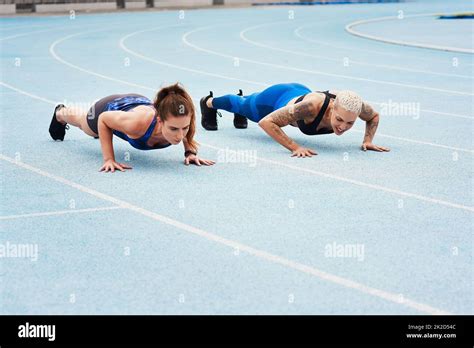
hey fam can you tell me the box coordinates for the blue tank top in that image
[105,95,171,151]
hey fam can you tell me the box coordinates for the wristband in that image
[184,150,197,157]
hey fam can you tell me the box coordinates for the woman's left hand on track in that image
[361,142,390,152]
[184,154,216,166]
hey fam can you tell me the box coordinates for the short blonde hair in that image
[335,90,363,115]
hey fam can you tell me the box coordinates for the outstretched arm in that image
[258,100,318,157]
[359,103,390,152]
[97,111,138,172]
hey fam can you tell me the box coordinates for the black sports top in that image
[296,91,336,135]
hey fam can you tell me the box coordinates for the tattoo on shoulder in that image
[360,102,375,119]
[271,101,315,126]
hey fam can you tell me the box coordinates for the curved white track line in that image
[345,13,474,54]
[4,21,469,145]
[50,30,158,92]
[294,24,473,67]
[120,25,472,120]
[119,27,268,88]
[121,29,474,147]
[295,24,474,74]
[240,22,471,79]
[182,25,473,96]
[295,24,417,60]
[55,27,474,153]
[178,24,473,120]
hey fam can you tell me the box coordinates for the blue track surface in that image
[1,0,473,314]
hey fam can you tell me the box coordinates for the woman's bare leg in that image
[56,107,98,137]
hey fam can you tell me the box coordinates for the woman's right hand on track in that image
[99,159,132,173]
[291,147,317,158]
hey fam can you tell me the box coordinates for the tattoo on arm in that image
[359,102,376,121]
[364,116,379,142]
[259,100,315,152]
[269,101,315,127]
[359,102,379,142]
[269,122,297,150]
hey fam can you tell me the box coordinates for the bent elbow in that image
[258,118,268,128]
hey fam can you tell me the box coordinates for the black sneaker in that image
[49,104,69,141]
[200,91,218,131]
[233,89,248,129]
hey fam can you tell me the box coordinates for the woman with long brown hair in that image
[49,83,215,172]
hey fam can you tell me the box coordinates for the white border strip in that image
[0,206,122,220]
[0,153,452,315]
[345,13,474,54]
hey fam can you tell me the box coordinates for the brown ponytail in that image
[154,82,198,152]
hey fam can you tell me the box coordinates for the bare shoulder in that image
[131,105,155,118]
[358,102,377,121]
[303,92,325,109]
[124,105,156,135]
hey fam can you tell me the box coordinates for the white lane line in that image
[345,13,474,54]
[118,26,473,120]
[201,143,474,213]
[0,18,134,41]
[182,25,473,96]
[49,24,268,89]
[52,30,474,151]
[422,109,473,120]
[3,80,472,213]
[0,81,59,104]
[0,206,122,220]
[240,22,471,79]
[350,129,474,154]
[0,24,56,32]
[0,27,60,41]
[0,153,452,315]
[295,24,419,60]
[294,24,472,67]
[50,30,158,92]
[119,27,269,87]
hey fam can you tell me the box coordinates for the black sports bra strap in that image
[296,91,334,136]
[318,90,336,99]
[294,94,307,104]
[295,91,335,105]
[315,93,331,123]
